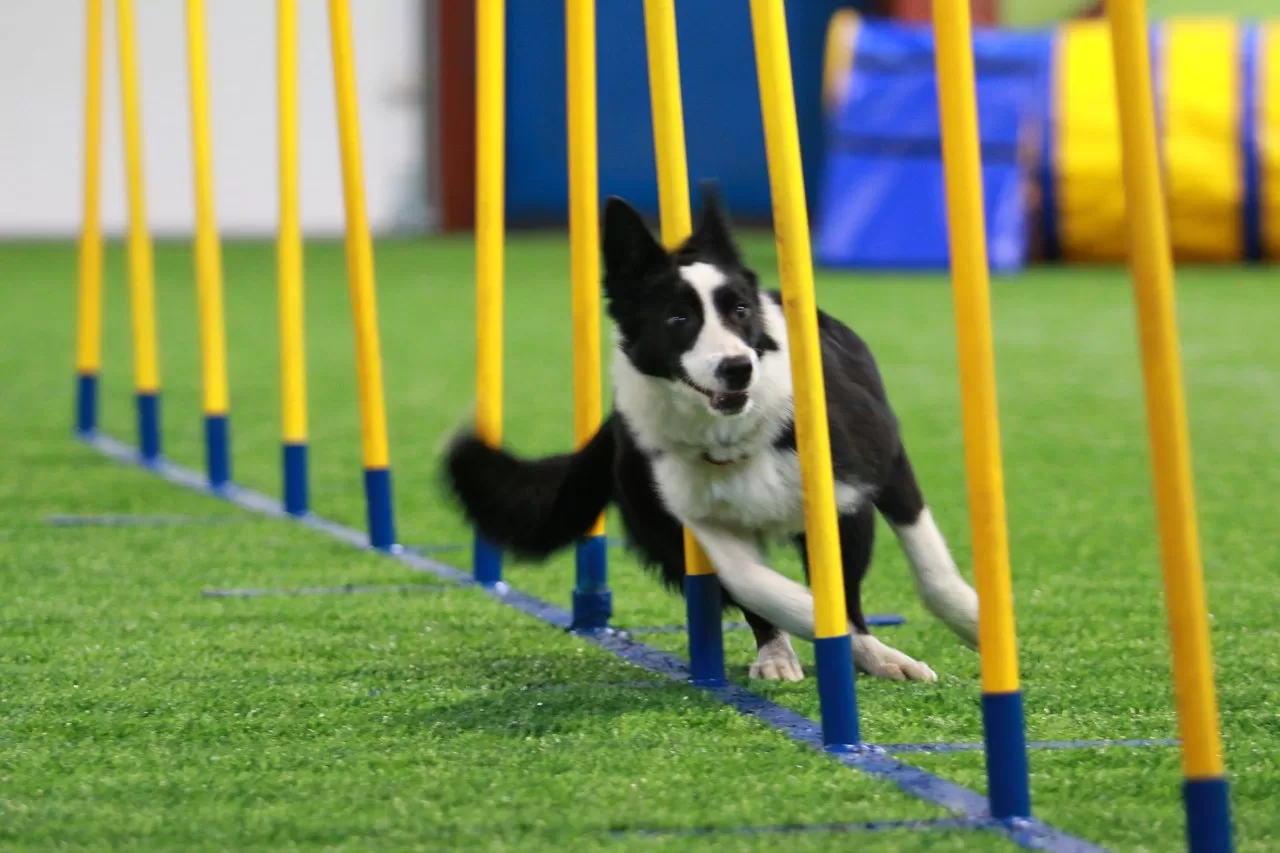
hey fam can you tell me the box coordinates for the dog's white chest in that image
[654,449,865,538]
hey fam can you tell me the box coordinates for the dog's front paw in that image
[852,634,938,683]
[749,633,804,682]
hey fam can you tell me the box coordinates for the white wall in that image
[0,0,428,238]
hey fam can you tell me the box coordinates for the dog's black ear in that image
[688,181,742,267]
[602,196,667,284]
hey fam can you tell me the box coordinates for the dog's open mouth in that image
[680,376,749,415]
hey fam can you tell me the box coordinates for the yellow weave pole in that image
[641,0,713,582]
[568,0,601,534]
[750,0,858,747]
[277,0,309,516]
[328,0,396,550]
[115,0,162,463]
[1105,1,1232,848]
[643,0,693,243]
[932,0,1030,818]
[566,0,610,630]
[472,0,505,584]
[642,0,722,686]
[475,0,504,454]
[75,0,104,437]
[185,0,232,491]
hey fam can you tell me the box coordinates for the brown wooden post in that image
[436,0,477,230]
[890,0,1000,27]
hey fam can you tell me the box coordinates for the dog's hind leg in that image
[875,449,979,649]
[795,506,937,682]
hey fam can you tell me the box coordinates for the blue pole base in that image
[1184,777,1234,853]
[570,534,611,633]
[813,634,861,749]
[136,392,161,465]
[684,573,726,687]
[76,373,98,437]
[204,414,231,493]
[982,690,1033,820]
[283,443,309,517]
[473,533,503,586]
[362,467,396,551]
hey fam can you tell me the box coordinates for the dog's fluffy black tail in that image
[442,416,616,561]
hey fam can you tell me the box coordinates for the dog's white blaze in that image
[678,262,755,391]
[891,508,980,649]
[610,292,792,463]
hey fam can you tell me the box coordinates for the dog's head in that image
[602,184,777,417]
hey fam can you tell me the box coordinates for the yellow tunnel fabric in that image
[1057,20,1127,263]
[1163,18,1243,262]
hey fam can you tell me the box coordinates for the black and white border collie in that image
[444,186,979,682]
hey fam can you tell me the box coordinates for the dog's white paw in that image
[852,634,938,683]
[749,633,805,682]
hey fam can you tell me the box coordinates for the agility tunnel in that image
[817,12,1280,270]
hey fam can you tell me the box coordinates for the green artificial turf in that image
[1,234,1277,851]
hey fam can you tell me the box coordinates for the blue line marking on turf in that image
[616,816,985,838]
[881,738,1177,754]
[46,514,244,527]
[80,432,1110,853]
[624,614,905,635]
[201,583,453,599]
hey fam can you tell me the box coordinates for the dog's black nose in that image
[716,356,753,391]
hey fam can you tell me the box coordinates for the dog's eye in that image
[734,303,751,318]
[666,314,687,328]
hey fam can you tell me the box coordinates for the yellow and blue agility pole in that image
[185,0,232,493]
[567,0,611,632]
[750,0,859,749]
[932,0,1031,818]
[473,0,505,585]
[75,0,104,439]
[116,0,162,465]
[642,0,725,687]
[277,0,309,516]
[1106,1,1234,849]
[328,0,396,551]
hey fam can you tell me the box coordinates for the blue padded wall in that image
[504,0,861,226]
